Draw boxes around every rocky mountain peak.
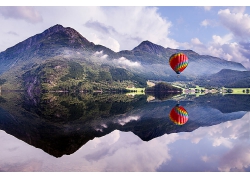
[132,40,166,55]
[1,24,94,58]
[40,24,91,44]
[43,24,65,35]
[43,24,87,40]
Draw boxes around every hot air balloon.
[169,52,188,76]
[169,104,188,125]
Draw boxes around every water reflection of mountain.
[0,92,249,157]
[193,94,250,113]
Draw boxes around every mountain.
[195,69,250,88]
[0,24,94,73]
[0,24,247,90]
[119,40,246,78]
[119,40,199,64]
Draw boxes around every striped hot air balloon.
[169,104,188,125]
[169,52,188,75]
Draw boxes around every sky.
[0,1,250,69]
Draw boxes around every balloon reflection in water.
[169,104,189,125]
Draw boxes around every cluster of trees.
[146,82,182,92]
[145,82,182,100]
[60,61,84,81]
[242,89,250,93]
[0,78,6,86]
[23,60,147,93]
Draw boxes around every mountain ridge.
[0,24,246,66]
[4,24,94,52]
[0,24,248,88]
[195,69,250,88]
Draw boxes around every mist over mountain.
[0,24,247,89]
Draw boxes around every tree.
[99,71,112,81]
[227,89,233,93]
[0,79,6,86]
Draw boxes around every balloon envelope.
[169,53,188,74]
[169,104,188,125]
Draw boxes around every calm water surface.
[0,92,250,172]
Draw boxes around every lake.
[0,92,250,172]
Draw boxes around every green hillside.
[18,58,147,94]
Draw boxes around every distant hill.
[195,69,250,88]
[0,24,247,90]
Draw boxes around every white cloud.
[84,7,177,51]
[83,131,171,171]
[91,130,120,147]
[114,57,141,67]
[100,54,108,59]
[201,155,209,162]
[101,123,107,128]
[212,34,233,45]
[199,7,250,69]
[218,145,250,172]
[204,6,212,11]
[200,19,219,28]
[94,50,103,56]
[181,34,250,69]
[93,50,108,60]
[218,8,250,39]
[212,137,233,148]
[93,52,141,67]
[116,116,140,126]
[191,38,203,45]
[232,6,246,14]
[0,6,43,23]
[201,19,210,27]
